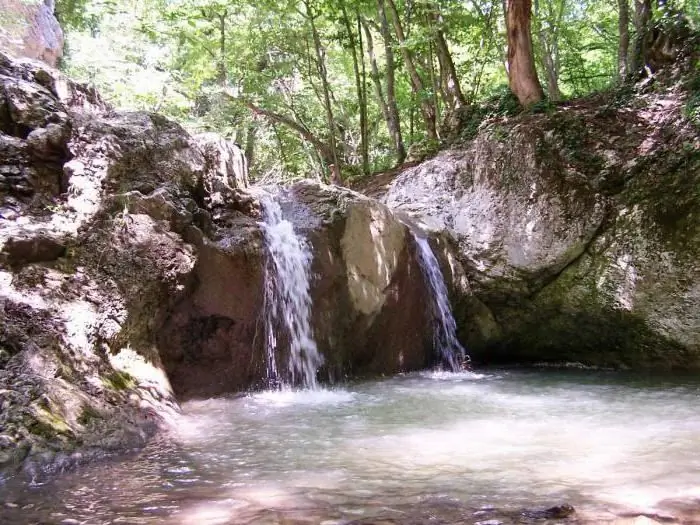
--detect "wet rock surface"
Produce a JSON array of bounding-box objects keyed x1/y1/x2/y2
[
  {"x1": 293, "y1": 182, "x2": 434, "y2": 382},
  {"x1": 158, "y1": 181, "x2": 437, "y2": 399}
]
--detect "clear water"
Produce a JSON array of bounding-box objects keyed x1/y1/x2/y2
[
  {"x1": 259, "y1": 193, "x2": 322, "y2": 389},
  {"x1": 2, "y1": 369, "x2": 700, "y2": 524},
  {"x1": 413, "y1": 235, "x2": 468, "y2": 371}
]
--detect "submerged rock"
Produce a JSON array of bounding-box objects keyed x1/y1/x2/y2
[{"x1": 380, "y1": 76, "x2": 700, "y2": 369}]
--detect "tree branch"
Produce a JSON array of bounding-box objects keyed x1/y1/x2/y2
[{"x1": 241, "y1": 100, "x2": 332, "y2": 163}]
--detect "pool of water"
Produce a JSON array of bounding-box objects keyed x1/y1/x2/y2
[{"x1": 2, "y1": 369, "x2": 700, "y2": 524}]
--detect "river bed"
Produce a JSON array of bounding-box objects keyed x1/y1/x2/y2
[{"x1": 2, "y1": 369, "x2": 700, "y2": 524}]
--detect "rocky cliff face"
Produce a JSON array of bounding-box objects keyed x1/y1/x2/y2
[
  {"x1": 0, "y1": 0, "x2": 64, "y2": 67},
  {"x1": 0, "y1": 52, "x2": 439, "y2": 475},
  {"x1": 157, "y1": 181, "x2": 435, "y2": 400},
  {"x1": 381, "y1": 70, "x2": 700, "y2": 368}
]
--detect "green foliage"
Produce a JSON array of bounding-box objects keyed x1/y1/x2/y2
[
  {"x1": 57, "y1": 0, "x2": 699, "y2": 182},
  {"x1": 684, "y1": 66, "x2": 700, "y2": 127},
  {"x1": 56, "y1": 0, "x2": 118, "y2": 31},
  {"x1": 453, "y1": 86, "x2": 521, "y2": 141}
]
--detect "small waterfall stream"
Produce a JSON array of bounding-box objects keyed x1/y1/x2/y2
[
  {"x1": 413, "y1": 234, "x2": 469, "y2": 371},
  {"x1": 259, "y1": 193, "x2": 322, "y2": 389}
]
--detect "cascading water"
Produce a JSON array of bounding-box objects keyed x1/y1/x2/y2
[
  {"x1": 413, "y1": 234, "x2": 469, "y2": 371},
  {"x1": 259, "y1": 193, "x2": 322, "y2": 389}
]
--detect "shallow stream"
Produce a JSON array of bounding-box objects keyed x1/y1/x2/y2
[{"x1": 2, "y1": 369, "x2": 700, "y2": 524}]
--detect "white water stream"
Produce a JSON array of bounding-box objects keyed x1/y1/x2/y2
[
  {"x1": 413, "y1": 234, "x2": 468, "y2": 371},
  {"x1": 259, "y1": 193, "x2": 322, "y2": 389}
]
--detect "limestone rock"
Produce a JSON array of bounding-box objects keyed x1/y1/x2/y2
[
  {"x1": 0, "y1": 53, "x2": 243, "y2": 476},
  {"x1": 158, "y1": 181, "x2": 436, "y2": 399},
  {"x1": 194, "y1": 132, "x2": 249, "y2": 199},
  {"x1": 382, "y1": 79, "x2": 700, "y2": 368},
  {"x1": 0, "y1": 0, "x2": 64, "y2": 67},
  {"x1": 293, "y1": 182, "x2": 434, "y2": 381},
  {"x1": 1, "y1": 232, "x2": 65, "y2": 266}
]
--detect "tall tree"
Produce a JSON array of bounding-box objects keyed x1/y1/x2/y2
[
  {"x1": 618, "y1": 0, "x2": 630, "y2": 80},
  {"x1": 384, "y1": 0, "x2": 438, "y2": 140},
  {"x1": 427, "y1": 3, "x2": 467, "y2": 111},
  {"x1": 369, "y1": 10, "x2": 406, "y2": 164},
  {"x1": 505, "y1": 0, "x2": 545, "y2": 107},
  {"x1": 339, "y1": 0, "x2": 369, "y2": 175},
  {"x1": 533, "y1": 0, "x2": 564, "y2": 101},
  {"x1": 304, "y1": 0, "x2": 341, "y2": 182},
  {"x1": 630, "y1": 0, "x2": 652, "y2": 75}
]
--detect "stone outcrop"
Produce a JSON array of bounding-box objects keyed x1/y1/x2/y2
[
  {"x1": 0, "y1": 52, "x2": 253, "y2": 475},
  {"x1": 295, "y1": 183, "x2": 434, "y2": 381},
  {"x1": 381, "y1": 75, "x2": 700, "y2": 368},
  {"x1": 0, "y1": 52, "x2": 441, "y2": 474},
  {"x1": 0, "y1": 0, "x2": 64, "y2": 67},
  {"x1": 157, "y1": 181, "x2": 435, "y2": 399}
]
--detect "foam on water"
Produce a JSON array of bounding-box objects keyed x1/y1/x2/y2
[
  {"x1": 248, "y1": 388, "x2": 357, "y2": 407},
  {"x1": 419, "y1": 370, "x2": 488, "y2": 381}
]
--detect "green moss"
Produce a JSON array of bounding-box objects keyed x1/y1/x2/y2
[
  {"x1": 102, "y1": 370, "x2": 136, "y2": 391},
  {"x1": 538, "y1": 112, "x2": 606, "y2": 176},
  {"x1": 407, "y1": 138, "x2": 441, "y2": 161},
  {"x1": 489, "y1": 125, "x2": 510, "y2": 142},
  {"x1": 624, "y1": 148, "x2": 700, "y2": 258},
  {"x1": 529, "y1": 98, "x2": 557, "y2": 115},
  {"x1": 77, "y1": 405, "x2": 104, "y2": 426},
  {"x1": 449, "y1": 86, "x2": 521, "y2": 142},
  {"x1": 0, "y1": 346, "x2": 12, "y2": 367},
  {"x1": 28, "y1": 406, "x2": 73, "y2": 441}
]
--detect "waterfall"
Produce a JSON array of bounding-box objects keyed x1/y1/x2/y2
[
  {"x1": 259, "y1": 193, "x2": 322, "y2": 389},
  {"x1": 413, "y1": 235, "x2": 469, "y2": 372}
]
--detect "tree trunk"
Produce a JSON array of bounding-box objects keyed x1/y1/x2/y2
[
  {"x1": 506, "y1": 0, "x2": 544, "y2": 107},
  {"x1": 372, "y1": 8, "x2": 406, "y2": 164},
  {"x1": 428, "y1": 5, "x2": 466, "y2": 110},
  {"x1": 618, "y1": 0, "x2": 630, "y2": 80},
  {"x1": 340, "y1": 0, "x2": 369, "y2": 175},
  {"x1": 357, "y1": 12, "x2": 369, "y2": 173},
  {"x1": 305, "y1": 0, "x2": 341, "y2": 181},
  {"x1": 468, "y1": 1, "x2": 499, "y2": 102},
  {"x1": 216, "y1": 10, "x2": 228, "y2": 86},
  {"x1": 539, "y1": 52, "x2": 559, "y2": 100},
  {"x1": 244, "y1": 123, "x2": 256, "y2": 168},
  {"x1": 362, "y1": 21, "x2": 391, "y2": 128},
  {"x1": 533, "y1": 0, "x2": 562, "y2": 101},
  {"x1": 630, "y1": 0, "x2": 652, "y2": 75},
  {"x1": 427, "y1": 39, "x2": 441, "y2": 126},
  {"x1": 384, "y1": 0, "x2": 438, "y2": 140}
]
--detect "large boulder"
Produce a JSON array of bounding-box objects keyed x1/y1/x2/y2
[
  {"x1": 0, "y1": 53, "x2": 250, "y2": 476},
  {"x1": 157, "y1": 181, "x2": 436, "y2": 399},
  {"x1": 294, "y1": 182, "x2": 434, "y2": 381},
  {"x1": 382, "y1": 80, "x2": 700, "y2": 368},
  {"x1": 0, "y1": 0, "x2": 64, "y2": 67}
]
